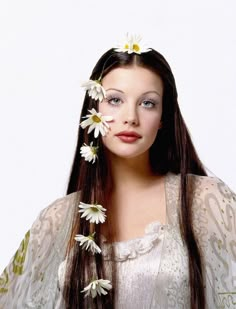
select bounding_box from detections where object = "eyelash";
[106,96,122,106]
[106,96,157,109]
[141,100,156,109]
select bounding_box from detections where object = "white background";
[0,0,235,272]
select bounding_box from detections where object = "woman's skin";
[99,65,166,242]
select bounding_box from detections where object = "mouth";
[115,131,142,138]
[115,131,142,143]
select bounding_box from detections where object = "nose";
[123,103,139,126]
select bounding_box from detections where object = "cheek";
[98,102,119,119]
[142,117,162,147]
[98,102,106,114]
[148,126,160,145]
[143,114,162,135]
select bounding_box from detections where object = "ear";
[159,122,162,129]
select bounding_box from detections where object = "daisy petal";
[78,202,107,224]
[114,33,151,54]
[80,108,113,138]
[74,233,101,254]
[81,80,106,102]
[80,142,98,163]
[81,279,112,298]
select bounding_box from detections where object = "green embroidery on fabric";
[218,292,236,307]
[40,272,44,282]
[0,269,9,293]
[12,230,30,275]
[0,231,30,293]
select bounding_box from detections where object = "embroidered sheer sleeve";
[191,175,236,308]
[0,192,77,309]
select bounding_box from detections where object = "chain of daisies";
[76,34,151,299]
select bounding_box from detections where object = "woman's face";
[99,65,163,160]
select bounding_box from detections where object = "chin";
[108,150,149,160]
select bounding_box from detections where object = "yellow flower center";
[124,43,129,49]
[91,147,97,155]
[88,234,94,241]
[132,44,140,52]
[91,206,99,212]
[92,115,101,123]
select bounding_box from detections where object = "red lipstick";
[115,131,141,143]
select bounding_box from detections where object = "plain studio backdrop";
[0,0,235,272]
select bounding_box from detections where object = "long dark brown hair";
[63,48,207,308]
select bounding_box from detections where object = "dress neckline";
[101,220,166,262]
[101,220,165,245]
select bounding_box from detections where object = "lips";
[115,131,141,143]
[115,131,141,138]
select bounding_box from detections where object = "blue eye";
[141,100,156,108]
[107,96,122,106]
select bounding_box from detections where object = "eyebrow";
[105,88,162,98]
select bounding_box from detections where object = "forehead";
[102,65,163,96]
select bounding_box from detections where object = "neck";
[107,152,159,191]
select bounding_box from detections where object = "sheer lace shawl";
[151,174,236,308]
[0,192,78,309]
[190,175,236,308]
[0,174,235,308]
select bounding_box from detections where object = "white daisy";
[114,33,151,54]
[80,142,98,164]
[81,80,106,102]
[74,233,101,254]
[81,279,112,298]
[80,108,113,138]
[78,202,107,224]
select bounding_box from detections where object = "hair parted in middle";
[64,47,207,309]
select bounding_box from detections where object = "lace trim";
[101,221,165,262]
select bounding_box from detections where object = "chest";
[104,184,166,242]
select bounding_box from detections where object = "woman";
[0,35,235,309]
